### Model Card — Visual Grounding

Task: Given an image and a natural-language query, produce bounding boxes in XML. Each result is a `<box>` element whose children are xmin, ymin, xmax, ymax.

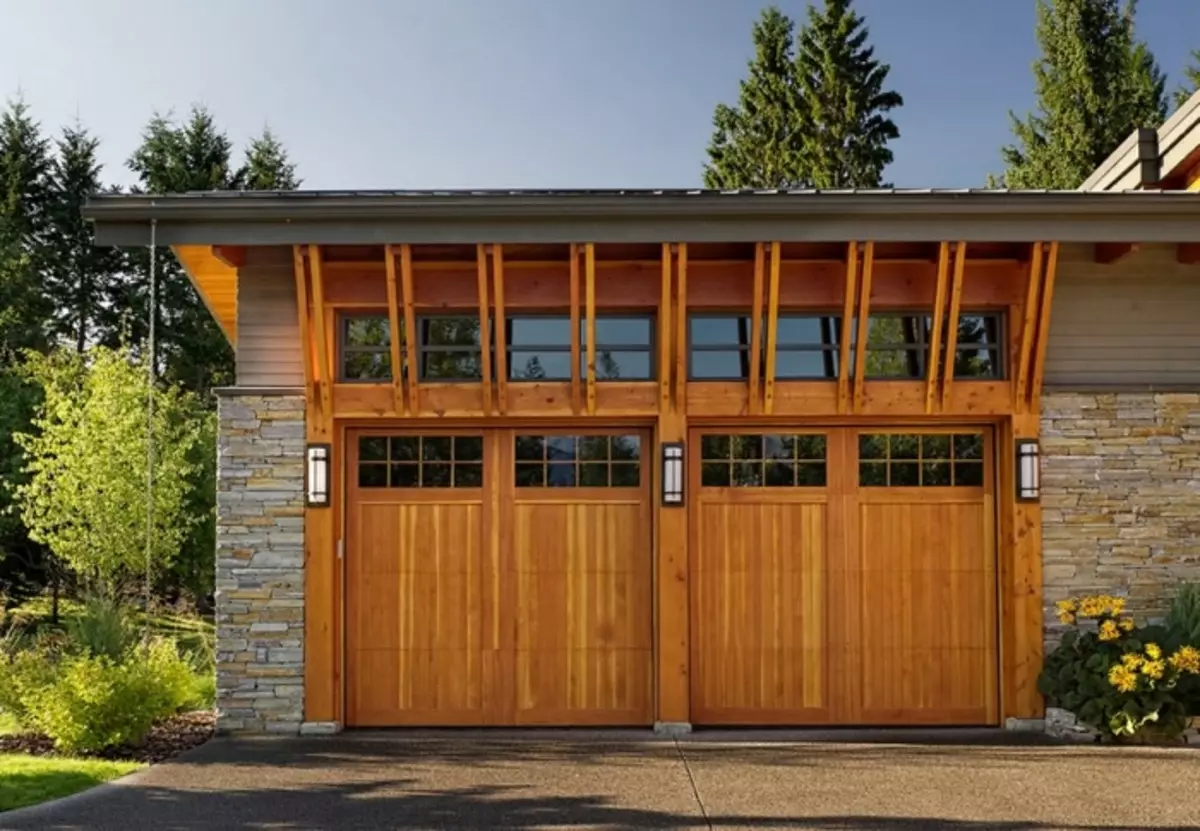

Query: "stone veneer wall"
<box><xmin>215</xmin><ymin>393</ymin><xmax>306</xmax><ymax>733</ymax></box>
<box><xmin>1041</xmin><ymin>392</ymin><xmax>1200</xmax><ymax>643</ymax></box>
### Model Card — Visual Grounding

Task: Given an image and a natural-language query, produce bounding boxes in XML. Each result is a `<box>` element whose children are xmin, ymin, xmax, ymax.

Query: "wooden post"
<box><xmin>673</xmin><ymin>244</ymin><xmax>688</xmax><ymax>413</ymax></box>
<box><xmin>291</xmin><ymin>246</ymin><xmax>314</xmax><ymax>404</ymax></box>
<box><xmin>748</xmin><ymin>243</ymin><xmax>766</xmax><ymax>415</ymax></box>
<box><xmin>836</xmin><ymin>242</ymin><xmax>858</xmax><ymax>415</ymax></box>
<box><xmin>571</xmin><ymin>244</ymin><xmax>583</xmax><ymax>414</ymax></box>
<box><xmin>654</xmin><ymin>409</ymin><xmax>689</xmax><ymax>725</ymax></box>
<box><xmin>658</xmin><ymin>244</ymin><xmax>672</xmax><ymax>414</ymax></box>
<box><xmin>1014</xmin><ymin>242</ymin><xmax>1045</xmax><ymax>412</ymax></box>
<box><xmin>493</xmin><ymin>245</ymin><xmax>508</xmax><ymax>415</ymax></box>
<box><xmin>384</xmin><ymin>245</ymin><xmax>406</xmax><ymax>416</ymax></box>
<box><xmin>585</xmin><ymin>243</ymin><xmax>597</xmax><ymax>415</ymax></box>
<box><xmin>1002</xmin><ymin>412</ymin><xmax>1044</xmax><ymax>720</ymax></box>
<box><xmin>940</xmin><ymin>242</ymin><xmax>967</xmax><ymax>411</ymax></box>
<box><xmin>307</xmin><ymin>245</ymin><xmax>333</xmax><ymax>419</ymax></box>
<box><xmin>475</xmin><ymin>244</ymin><xmax>493</xmax><ymax>416</ymax></box>
<box><xmin>1030</xmin><ymin>241</ymin><xmax>1060</xmax><ymax>411</ymax></box>
<box><xmin>399</xmin><ymin>244</ymin><xmax>419</xmax><ymax>414</ymax></box>
<box><xmin>851</xmin><ymin>242</ymin><xmax>875</xmax><ymax>413</ymax></box>
<box><xmin>924</xmin><ymin>242</ymin><xmax>951</xmax><ymax>415</ymax></box>
<box><xmin>763</xmin><ymin>242</ymin><xmax>781</xmax><ymax>415</ymax></box>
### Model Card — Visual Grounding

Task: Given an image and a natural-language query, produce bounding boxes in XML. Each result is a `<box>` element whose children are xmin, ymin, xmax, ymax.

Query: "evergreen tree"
<box><xmin>794</xmin><ymin>0</ymin><xmax>902</xmax><ymax>187</ymax></box>
<box><xmin>999</xmin><ymin>0</ymin><xmax>1167</xmax><ymax>189</ymax></box>
<box><xmin>1174</xmin><ymin>49</ymin><xmax>1200</xmax><ymax>109</ymax></box>
<box><xmin>46</xmin><ymin>124</ymin><xmax>126</xmax><ymax>353</ymax></box>
<box><xmin>243</xmin><ymin>127</ymin><xmax>301</xmax><ymax>190</ymax></box>
<box><xmin>704</xmin><ymin>6</ymin><xmax>806</xmax><ymax>188</ymax></box>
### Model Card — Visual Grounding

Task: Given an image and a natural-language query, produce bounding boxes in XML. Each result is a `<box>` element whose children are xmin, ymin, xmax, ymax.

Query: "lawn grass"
<box><xmin>0</xmin><ymin>754</ymin><xmax>143</xmax><ymax>813</ymax></box>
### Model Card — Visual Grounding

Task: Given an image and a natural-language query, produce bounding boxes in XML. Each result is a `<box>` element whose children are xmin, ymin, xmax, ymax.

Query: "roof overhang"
<box><xmin>83</xmin><ymin>189</ymin><xmax>1200</xmax><ymax>246</ymax></box>
<box><xmin>1082</xmin><ymin>88</ymin><xmax>1200</xmax><ymax>191</ymax></box>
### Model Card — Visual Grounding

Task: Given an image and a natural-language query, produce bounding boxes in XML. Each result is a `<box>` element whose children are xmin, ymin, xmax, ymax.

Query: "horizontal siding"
<box><xmin>1045</xmin><ymin>243</ymin><xmax>1200</xmax><ymax>387</ymax></box>
<box><xmin>236</xmin><ymin>253</ymin><xmax>303</xmax><ymax>387</ymax></box>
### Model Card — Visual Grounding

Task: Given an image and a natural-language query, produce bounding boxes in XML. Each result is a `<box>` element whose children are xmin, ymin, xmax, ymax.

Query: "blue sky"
<box><xmin>2</xmin><ymin>0</ymin><xmax>1198</xmax><ymax>190</ymax></box>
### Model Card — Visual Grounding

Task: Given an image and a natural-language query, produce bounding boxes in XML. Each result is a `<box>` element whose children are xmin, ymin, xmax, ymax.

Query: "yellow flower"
<box><xmin>1056</xmin><ymin>599</ymin><xmax>1078</xmax><ymax>614</ymax></box>
<box><xmin>1056</xmin><ymin>610</ymin><xmax>1076</xmax><ymax>625</ymax></box>
<box><xmin>1078</xmin><ymin>596</ymin><xmax>1102</xmax><ymax>618</ymax></box>
<box><xmin>1169</xmin><ymin>646</ymin><xmax>1200</xmax><ymax>674</ymax></box>
<box><xmin>1141</xmin><ymin>660</ymin><xmax>1165</xmax><ymax>680</ymax></box>
<box><xmin>1118</xmin><ymin>617</ymin><xmax>1135</xmax><ymax>632</ymax></box>
<box><xmin>1107</xmin><ymin>596</ymin><xmax>1126</xmax><ymax>615</ymax></box>
<box><xmin>1108</xmin><ymin>664</ymin><xmax>1139</xmax><ymax>693</ymax></box>
<box><xmin>1145</xmin><ymin>643</ymin><xmax>1162</xmax><ymax>660</ymax></box>
<box><xmin>1098</xmin><ymin>620</ymin><xmax>1120</xmax><ymax>641</ymax></box>
<box><xmin>1121</xmin><ymin>652</ymin><xmax>1143</xmax><ymax>670</ymax></box>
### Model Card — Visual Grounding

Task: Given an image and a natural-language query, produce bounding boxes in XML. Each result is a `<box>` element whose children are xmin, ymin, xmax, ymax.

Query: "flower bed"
<box><xmin>1039</xmin><ymin>594</ymin><xmax>1200</xmax><ymax>743</ymax></box>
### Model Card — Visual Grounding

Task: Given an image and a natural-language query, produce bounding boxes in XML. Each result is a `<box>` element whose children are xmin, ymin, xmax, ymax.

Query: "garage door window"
<box><xmin>699</xmin><ymin>434</ymin><xmax>826</xmax><ymax>487</ymax></box>
<box><xmin>859</xmin><ymin>433</ymin><xmax>983</xmax><ymax>487</ymax></box>
<box><xmin>514</xmin><ymin>434</ymin><xmax>641</xmax><ymax>487</ymax></box>
<box><xmin>357</xmin><ymin>435</ymin><xmax>484</xmax><ymax>488</ymax></box>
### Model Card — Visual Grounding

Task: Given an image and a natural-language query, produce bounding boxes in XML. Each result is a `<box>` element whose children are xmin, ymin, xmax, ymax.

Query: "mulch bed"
<box><xmin>0</xmin><ymin>710</ymin><xmax>215</xmax><ymax>764</ymax></box>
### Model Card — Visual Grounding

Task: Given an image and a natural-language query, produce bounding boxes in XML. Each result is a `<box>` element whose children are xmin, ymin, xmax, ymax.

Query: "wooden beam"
<box><xmin>1094</xmin><ymin>242</ymin><xmax>1135</xmax><ymax>264</ymax></box>
<box><xmin>475</xmin><ymin>244</ymin><xmax>493</xmax><ymax>416</ymax></box>
<box><xmin>1013</xmin><ymin>242</ymin><xmax>1045</xmax><ymax>411</ymax></box>
<box><xmin>307</xmin><ymin>244</ymin><xmax>333</xmax><ymax>419</ymax></box>
<box><xmin>674</xmin><ymin>244</ymin><xmax>688</xmax><ymax>412</ymax></box>
<box><xmin>493</xmin><ymin>245</ymin><xmax>508</xmax><ymax>415</ymax></box>
<box><xmin>399</xmin><ymin>243</ymin><xmax>419</xmax><ymax>414</ymax></box>
<box><xmin>1178</xmin><ymin>243</ymin><xmax>1200</xmax><ymax>265</ymax></box>
<box><xmin>748</xmin><ymin>243</ymin><xmax>766</xmax><ymax>415</ymax></box>
<box><xmin>851</xmin><ymin>242</ymin><xmax>875</xmax><ymax>413</ymax></box>
<box><xmin>658</xmin><ymin>244</ymin><xmax>672</xmax><ymax>414</ymax></box>
<box><xmin>836</xmin><ymin>242</ymin><xmax>858</xmax><ymax>415</ymax></box>
<box><xmin>291</xmin><ymin>245</ymin><xmax>314</xmax><ymax>401</ymax></box>
<box><xmin>763</xmin><ymin>242</ymin><xmax>782</xmax><ymax>415</ymax></box>
<box><xmin>585</xmin><ymin>243</ymin><xmax>596</xmax><ymax>415</ymax></box>
<box><xmin>924</xmin><ymin>242</ymin><xmax>952</xmax><ymax>415</ymax></box>
<box><xmin>940</xmin><ymin>242</ymin><xmax>968</xmax><ymax>411</ymax></box>
<box><xmin>570</xmin><ymin>244</ymin><xmax>583</xmax><ymax>415</ymax></box>
<box><xmin>384</xmin><ymin>245</ymin><xmax>406</xmax><ymax>416</ymax></box>
<box><xmin>1030</xmin><ymin>241</ymin><xmax>1060</xmax><ymax>411</ymax></box>
<box><xmin>211</xmin><ymin>245</ymin><xmax>245</xmax><ymax>268</ymax></box>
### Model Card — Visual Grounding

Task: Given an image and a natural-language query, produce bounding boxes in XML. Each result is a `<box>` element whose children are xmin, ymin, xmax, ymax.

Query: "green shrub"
<box><xmin>0</xmin><ymin>646</ymin><xmax>55</xmax><ymax>728</ymax></box>
<box><xmin>1041</xmin><ymin>594</ymin><xmax>1200</xmax><ymax>738</ymax></box>
<box><xmin>64</xmin><ymin>594</ymin><xmax>137</xmax><ymax>660</ymax></box>
<box><xmin>20</xmin><ymin>638</ymin><xmax>195</xmax><ymax>752</ymax></box>
<box><xmin>1167</xmin><ymin>583</ymin><xmax>1200</xmax><ymax>645</ymax></box>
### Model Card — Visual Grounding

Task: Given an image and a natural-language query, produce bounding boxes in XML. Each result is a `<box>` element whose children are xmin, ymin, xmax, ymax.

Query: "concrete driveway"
<box><xmin>3</xmin><ymin>730</ymin><xmax>1200</xmax><ymax>830</ymax></box>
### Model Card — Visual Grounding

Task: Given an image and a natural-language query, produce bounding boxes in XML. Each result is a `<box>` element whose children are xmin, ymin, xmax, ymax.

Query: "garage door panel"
<box><xmin>693</xmin><ymin>498</ymin><xmax>828</xmax><ymax>720</ymax></box>
<box><xmin>858</xmin><ymin>493</ymin><xmax>996</xmax><ymax>723</ymax></box>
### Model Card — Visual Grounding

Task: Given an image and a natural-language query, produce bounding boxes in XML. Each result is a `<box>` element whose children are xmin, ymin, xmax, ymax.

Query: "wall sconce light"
<box><xmin>1016</xmin><ymin>439</ymin><xmax>1040</xmax><ymax>502</ymax></box>
<box><xmin>306</xmin><ymin>443</ymin><xmax>331</xmax><ymax>508</ymax></box>
<box><xmin>662</xmin><ymin>442</ymin><xmax>685</xmax><ymax>507</ymax></box>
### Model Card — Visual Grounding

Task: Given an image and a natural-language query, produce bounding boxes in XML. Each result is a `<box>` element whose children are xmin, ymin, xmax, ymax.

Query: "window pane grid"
<box><xmin>357</xmin><ymin>435</ymin><xmax>483</xmax><ymax>488</ymax></box>
<box><xmin>514</xmin><ymin>434</ymin><xmax>641</xmax><ymax>487</ymax></box>
<box><xmin>699</xmin><ymin>433</ymin><xmax>827</xmax><ymax>488</ymax></box>
<box><xmin>859</xmin><ymin>433</ymin><xmax>984</xmax><ymax>487</ymax></box>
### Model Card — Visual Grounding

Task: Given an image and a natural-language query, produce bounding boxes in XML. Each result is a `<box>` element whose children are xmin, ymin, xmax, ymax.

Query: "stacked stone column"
<box><xmin>214</xmin><ymin>392</ymin><xmax>306</xmax><ymax>733</ymax></box>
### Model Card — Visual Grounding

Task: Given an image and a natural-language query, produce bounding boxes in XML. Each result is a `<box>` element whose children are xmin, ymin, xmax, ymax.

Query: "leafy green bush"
<box><xmin>0</xmin><ymin>645</ymin><xmax>55</xmax><ymax>727</ymax></box>
<box><xmin>64</xmin><ymin>594</ymin><xmax>136</xmax><ymax>660</ymax></box>
<box><xmin>1167</xmin><ymin>583</ymin><xmax>1200</xmax><ymax>645</ymax></box>
<box><xmin>20</xmin><ymin>638</ymin><xmax>195</xmax><ymax>752</ymax></box>
<box><xmin>1041</xmin><ymin>594</ymin><xmax>1200</xmax><ymax>739</ymax></box>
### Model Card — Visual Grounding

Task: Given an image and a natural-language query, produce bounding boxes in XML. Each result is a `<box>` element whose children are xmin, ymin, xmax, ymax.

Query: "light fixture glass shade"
<box><xmin>1017</xmin><ymin>439</ymin><xmax>1040</xmax><ymax>501</ymax></box>
<box><xmin>662</xmin><ymin>442</ymin><xmax>685</xmax><ymax>506</ymax></box>
<box><xmin>307</xmin><ymin>443</ymin><xmax>331</xmax><ymax>507</ymax></box>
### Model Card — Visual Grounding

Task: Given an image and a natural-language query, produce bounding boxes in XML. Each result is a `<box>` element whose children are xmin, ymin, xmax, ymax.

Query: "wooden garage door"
<box><xmin>690</xmin><ymin>427</ymin><xmax>997</xmax><ymax>726</ymax></box>
<box><xmin>345</xmin><ymin>429</ymin><xmax>652</xmax><ymax>727</ymax></box>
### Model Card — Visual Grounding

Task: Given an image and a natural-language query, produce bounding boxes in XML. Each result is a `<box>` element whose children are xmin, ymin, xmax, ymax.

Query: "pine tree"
<box><xmin>243</xmin><ymin>128</ymin><xmax>301</xmax><ymax>190</ymax></box>
<box><xmin>794</xmin><ymin>0</ymin><xmax>902</xmax><ymax>187</ymax></box>
<box><xmin>999</xmin><ymin>0</ymin><xmax>1167</xmax><ymax>189</ymax></box>
<box><xmin>1174</xmin><ymin>49</ymin><xmax>1200</xmax><ymax>109</ymax></box>
<box><xmin>704</xmin><ymin>6</ymin><xmax>806</xmax><ymax>188</ymax></box>
<box><xmin>46</xmin><ymin>124</ymin><xmax>126</xmax><ymax>353</ymax></box>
